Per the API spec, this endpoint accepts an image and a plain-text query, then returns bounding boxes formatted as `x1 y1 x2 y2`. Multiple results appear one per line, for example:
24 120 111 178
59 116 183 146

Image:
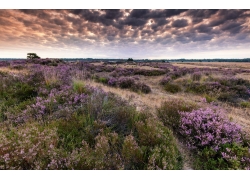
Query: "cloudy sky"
1 9 250 59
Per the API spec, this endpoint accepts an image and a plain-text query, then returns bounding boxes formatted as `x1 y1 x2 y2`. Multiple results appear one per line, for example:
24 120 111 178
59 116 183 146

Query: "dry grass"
0 67 29 75
173 62 250 70
235 73 250 81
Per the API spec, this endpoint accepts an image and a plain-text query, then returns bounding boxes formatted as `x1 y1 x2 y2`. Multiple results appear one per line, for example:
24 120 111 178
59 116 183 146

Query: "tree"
27 53 40 59
127 58 133 62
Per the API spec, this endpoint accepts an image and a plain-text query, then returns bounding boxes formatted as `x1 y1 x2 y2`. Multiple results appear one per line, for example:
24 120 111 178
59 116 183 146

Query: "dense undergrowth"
157 100 250 170
0 60 182 170
0 59 250 170
159 66 250 107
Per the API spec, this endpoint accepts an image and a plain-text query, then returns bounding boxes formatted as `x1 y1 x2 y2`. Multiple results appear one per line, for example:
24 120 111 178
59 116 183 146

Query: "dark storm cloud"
128 9 187 19
186 9 219 24
221 21 243 34
195 24 212 33
172 19 188 28
130 9 150 18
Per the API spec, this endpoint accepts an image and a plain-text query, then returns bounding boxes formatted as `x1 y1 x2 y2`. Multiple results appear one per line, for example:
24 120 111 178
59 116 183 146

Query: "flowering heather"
191 72 202 81
107 77 118 86
160 76 172 85
180 107 242 151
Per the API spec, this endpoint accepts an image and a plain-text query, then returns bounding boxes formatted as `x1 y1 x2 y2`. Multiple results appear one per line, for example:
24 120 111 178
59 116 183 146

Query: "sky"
0 9 250 59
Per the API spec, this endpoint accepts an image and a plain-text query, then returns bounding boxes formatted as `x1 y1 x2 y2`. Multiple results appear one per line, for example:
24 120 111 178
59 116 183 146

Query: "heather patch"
179 107 250 169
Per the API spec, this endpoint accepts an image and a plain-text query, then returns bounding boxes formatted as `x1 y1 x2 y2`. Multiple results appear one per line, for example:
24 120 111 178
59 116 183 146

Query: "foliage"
164 83 182 93
157 99 197 131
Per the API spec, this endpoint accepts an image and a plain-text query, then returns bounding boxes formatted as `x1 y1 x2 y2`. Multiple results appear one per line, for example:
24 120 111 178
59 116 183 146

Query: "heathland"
0 59 249 170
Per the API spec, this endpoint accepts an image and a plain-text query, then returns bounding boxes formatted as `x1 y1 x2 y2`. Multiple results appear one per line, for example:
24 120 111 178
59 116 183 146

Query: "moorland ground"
0 60 250 170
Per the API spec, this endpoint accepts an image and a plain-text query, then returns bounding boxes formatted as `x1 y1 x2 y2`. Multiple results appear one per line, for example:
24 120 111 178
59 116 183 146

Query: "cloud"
171 19 188 28
0 9 250 58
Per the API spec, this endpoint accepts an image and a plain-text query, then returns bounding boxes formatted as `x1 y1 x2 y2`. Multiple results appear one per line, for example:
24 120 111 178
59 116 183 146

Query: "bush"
179 107 242 151
117 77 135 89
194 143 250 170
135 119 183 170
191 72 202 81
179 107 250 169
240 101 250 108
160 76 171 85
157 99 197 130
164 83 181 93
204 94 217 103
131 82 151 94
107 77 118 87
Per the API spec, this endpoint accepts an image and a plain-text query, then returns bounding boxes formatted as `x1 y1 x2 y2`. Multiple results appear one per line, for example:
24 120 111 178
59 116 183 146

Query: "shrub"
0 122 65 170
117 77 135 89
179 107 242 151
72 79 86 94
204 94 217 103
240 101 250 108
131 82 151 94
107 77 118 87
191 72 202 81
194 143 250 170
157 99 197 130
98 77 108 84
135 119 183 170
160 76 171 85
164 83 181 93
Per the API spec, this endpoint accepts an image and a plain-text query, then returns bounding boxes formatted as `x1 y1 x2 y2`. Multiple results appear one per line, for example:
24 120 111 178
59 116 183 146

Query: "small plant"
240 101 250 108
204 94 216 103
191 72 202 81
157 99 197 130
160 76 171 85
164 83 181 93
73 79 86 94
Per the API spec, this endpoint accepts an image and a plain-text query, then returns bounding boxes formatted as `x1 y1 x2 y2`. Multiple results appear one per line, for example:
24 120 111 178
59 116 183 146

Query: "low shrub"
157 99 197 130
191 72 202 81
131 83 151 94
204 94 217 103
160 76 172 85
194 143 250 170
117 77 135 89
72 79 86 94
240 101 250 108
164 83 182 93
135 119 183 170
179 107 242 151
179 107 250 169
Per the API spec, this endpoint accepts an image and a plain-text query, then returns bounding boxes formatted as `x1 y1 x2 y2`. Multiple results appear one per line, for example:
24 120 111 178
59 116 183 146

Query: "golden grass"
0 67 29 75
235 73 250 81
173 62 250 70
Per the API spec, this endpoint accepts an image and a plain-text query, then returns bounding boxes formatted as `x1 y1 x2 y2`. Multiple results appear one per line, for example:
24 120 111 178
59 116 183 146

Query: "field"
0 59 250 170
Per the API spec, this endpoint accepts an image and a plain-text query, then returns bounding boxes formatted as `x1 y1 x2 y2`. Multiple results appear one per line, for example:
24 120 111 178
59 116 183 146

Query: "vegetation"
0 59 250 170
27 53 40 59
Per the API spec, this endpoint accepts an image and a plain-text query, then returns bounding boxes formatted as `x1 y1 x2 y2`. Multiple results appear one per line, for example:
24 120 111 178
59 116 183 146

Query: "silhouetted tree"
27 53 40 59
